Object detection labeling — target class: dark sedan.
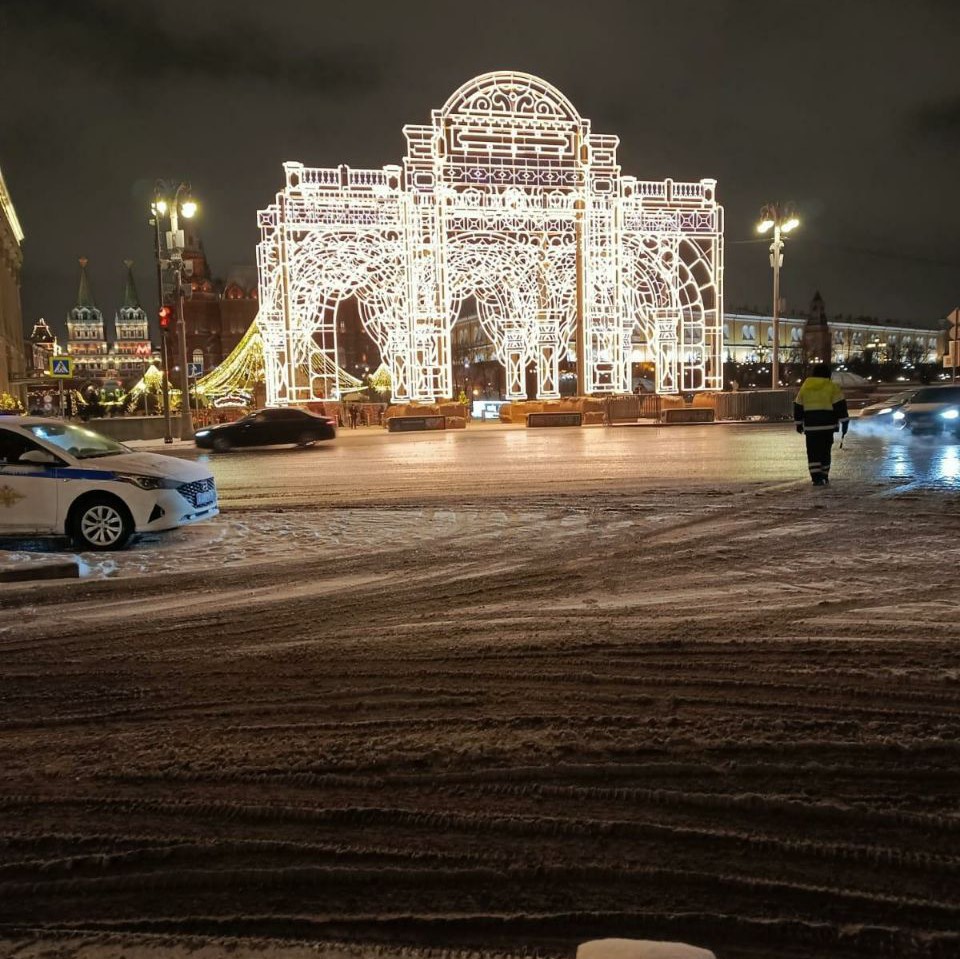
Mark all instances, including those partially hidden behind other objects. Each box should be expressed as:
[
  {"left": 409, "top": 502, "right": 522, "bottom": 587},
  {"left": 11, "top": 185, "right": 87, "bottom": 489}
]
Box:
[
  {"left": 857, "top": 389, "right": 917, "bottom": 426},
  {"left": 194, "top": 408, "right": 337, "bottom": 452},
  {"left": 893, "top": 385, "right": 960, "bottom": 436}
]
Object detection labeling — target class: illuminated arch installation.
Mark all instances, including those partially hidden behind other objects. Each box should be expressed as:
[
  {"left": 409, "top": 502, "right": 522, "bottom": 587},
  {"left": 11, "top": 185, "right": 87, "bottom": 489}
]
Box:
[{"left": 257, "top": 71, "right": 724, "bottom": 404}]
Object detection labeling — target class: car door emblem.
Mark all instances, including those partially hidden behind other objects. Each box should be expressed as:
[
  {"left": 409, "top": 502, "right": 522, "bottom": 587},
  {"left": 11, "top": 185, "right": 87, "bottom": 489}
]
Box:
[{"left": 0, "top": 485, "right": 26, "bottom": 508}]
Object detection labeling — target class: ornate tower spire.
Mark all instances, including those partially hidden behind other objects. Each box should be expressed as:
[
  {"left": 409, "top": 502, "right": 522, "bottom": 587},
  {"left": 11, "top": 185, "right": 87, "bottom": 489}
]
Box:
[
  {"left": 122, "top": 259, "right": 142, "bottom": 310},
  {"left": 76, "top": 256, "right": 97, "bottom": 309}
]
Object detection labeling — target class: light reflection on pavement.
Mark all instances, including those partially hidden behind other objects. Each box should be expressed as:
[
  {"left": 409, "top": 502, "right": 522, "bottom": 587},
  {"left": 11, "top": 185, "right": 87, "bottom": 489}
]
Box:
[
  {"left": 3, "top": 422, "right": 956, "bottom": 580},
  {"left": 174, "top": 421, "right": 960, "bottom": 508}
]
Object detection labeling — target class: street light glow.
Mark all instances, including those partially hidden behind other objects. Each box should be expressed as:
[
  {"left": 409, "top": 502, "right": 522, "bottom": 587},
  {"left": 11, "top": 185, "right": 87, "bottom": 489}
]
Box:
[
  {"left": 757, "top": 219, "right": 774, "bottom": 234},
  {"left": 180, "top": 199, "right": 197, "bottom": 219},
  {"left": 154, "top": 199, "right": 168, "bottom": 215},
  {"left": 782, "top": 216, "right": 800, "bottom": 233}
]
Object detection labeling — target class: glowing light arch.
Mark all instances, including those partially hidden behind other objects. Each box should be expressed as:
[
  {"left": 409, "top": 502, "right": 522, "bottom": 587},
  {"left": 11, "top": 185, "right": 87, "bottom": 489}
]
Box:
[{"left": 257, "top": 70, "right": 724, "bottom": 403}]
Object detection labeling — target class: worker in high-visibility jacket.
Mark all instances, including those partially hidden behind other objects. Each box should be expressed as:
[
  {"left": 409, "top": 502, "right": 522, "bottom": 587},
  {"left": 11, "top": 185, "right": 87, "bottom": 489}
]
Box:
[{"left": 793, "top": 363, "right": 849, "bottom": 485}]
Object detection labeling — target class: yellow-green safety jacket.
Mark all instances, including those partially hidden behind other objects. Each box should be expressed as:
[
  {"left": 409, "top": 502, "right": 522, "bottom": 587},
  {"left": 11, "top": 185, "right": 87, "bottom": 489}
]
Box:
[{"left": 793, "top": 376, "right": 850, "bottom": 433}]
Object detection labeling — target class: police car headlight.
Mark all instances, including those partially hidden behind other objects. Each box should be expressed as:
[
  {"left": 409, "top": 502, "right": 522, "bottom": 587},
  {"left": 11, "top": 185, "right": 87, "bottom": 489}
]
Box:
[
  {"left": 892, "top": 410, "right": 906, "bottom": 421},
  {"left": 115, "top": 473, "right": 176, "bottom": 491},
  {"left": 941, "top": 408, "right": 959, "bottom": 420},
  {"left": 195, "top": 430, "right": 211, "bottom": 438}
]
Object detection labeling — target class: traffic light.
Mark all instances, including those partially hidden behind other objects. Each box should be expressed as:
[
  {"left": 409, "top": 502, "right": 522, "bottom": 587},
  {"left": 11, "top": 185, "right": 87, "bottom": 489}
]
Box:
[{"left": 158, "top": 305, "right": 173, "bottom": 330}]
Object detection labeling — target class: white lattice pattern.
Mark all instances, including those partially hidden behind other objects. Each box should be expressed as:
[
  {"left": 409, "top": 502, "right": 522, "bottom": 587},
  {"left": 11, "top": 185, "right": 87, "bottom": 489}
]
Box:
[{"left": 257, "top": 71, "right": 723, "bottom": 403}]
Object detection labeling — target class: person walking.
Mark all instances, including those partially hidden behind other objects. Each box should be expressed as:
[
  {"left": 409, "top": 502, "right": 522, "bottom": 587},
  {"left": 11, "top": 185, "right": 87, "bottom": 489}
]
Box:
[{"left": 793, "top": 363, "right": 849, "bottom": 486}]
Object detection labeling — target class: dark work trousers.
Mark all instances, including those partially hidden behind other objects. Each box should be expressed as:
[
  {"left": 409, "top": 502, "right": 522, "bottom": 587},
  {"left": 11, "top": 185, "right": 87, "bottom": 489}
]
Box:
[{"left": 804, "top": 430, "right": 835, "bottom": 482}]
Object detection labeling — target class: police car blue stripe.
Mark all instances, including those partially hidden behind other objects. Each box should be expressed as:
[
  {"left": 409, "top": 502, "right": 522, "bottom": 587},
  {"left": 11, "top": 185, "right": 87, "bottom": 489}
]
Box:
[{"left": 0, "top": 467, "right": 120, "bottom": 481}]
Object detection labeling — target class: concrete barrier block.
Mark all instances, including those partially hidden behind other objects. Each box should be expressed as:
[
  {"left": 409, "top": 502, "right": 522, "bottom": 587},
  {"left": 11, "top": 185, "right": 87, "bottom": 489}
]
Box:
[{"left": 577, "top": 938, "right": 716, "bottom": 959}]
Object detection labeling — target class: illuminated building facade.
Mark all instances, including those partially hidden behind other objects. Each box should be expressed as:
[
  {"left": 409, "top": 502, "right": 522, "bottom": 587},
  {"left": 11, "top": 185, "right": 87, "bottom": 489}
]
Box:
[
  {"left": 257, "top": 71, "right": 724, "bottom": 405},
  {"left": 0, "top": 164, "right": 25, "bottom": 399}
]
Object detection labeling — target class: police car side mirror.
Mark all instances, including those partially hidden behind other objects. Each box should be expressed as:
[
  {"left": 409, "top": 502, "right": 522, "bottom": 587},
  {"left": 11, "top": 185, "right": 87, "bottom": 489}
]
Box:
[{"left": 19, "top": 449, "right": 59, "bottom": 465}]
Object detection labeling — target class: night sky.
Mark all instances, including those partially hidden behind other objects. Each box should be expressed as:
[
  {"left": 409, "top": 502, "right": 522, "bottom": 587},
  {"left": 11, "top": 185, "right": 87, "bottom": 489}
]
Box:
[{"left": 2, "top": 0, "right": 958, "bottom": 342}]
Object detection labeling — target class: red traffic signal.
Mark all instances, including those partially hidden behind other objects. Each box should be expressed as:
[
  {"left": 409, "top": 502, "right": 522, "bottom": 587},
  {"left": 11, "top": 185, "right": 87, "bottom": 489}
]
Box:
[{"left": 158, "top": 305, "right": 173, "bottom": 329}]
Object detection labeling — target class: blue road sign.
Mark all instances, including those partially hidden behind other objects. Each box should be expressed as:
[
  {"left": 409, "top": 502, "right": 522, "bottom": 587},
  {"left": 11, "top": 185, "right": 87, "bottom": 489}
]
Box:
[
  {"left": 50, "top": 357, "right": 73, "bottom": 377},
  {"left": 187, "top": 362, "right": 203, "bottom": 378}
]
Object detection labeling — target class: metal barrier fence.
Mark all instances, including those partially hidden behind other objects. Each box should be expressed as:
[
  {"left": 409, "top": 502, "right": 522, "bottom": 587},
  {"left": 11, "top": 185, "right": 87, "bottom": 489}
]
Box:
[
  {"left": 715, "top": 390, "right": 795, "bottom": 421},
  {"left": 606, "top": 395, "right": 661, "bottom": 423},
  {"left": 606, "top": 390, "right": 794, "bottom": 424}
]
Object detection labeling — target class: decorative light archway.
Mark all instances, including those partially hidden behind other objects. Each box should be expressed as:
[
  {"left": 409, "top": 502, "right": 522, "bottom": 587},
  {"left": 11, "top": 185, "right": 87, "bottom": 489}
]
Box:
[{"left": 257, "top": 70, "right": 724, "bottom": 404}]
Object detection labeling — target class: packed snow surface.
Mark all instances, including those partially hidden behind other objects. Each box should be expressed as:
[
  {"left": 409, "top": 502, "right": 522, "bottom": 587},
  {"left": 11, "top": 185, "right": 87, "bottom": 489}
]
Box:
[{"left": 1, "top": 424, "right": 958, "bottom": 959}]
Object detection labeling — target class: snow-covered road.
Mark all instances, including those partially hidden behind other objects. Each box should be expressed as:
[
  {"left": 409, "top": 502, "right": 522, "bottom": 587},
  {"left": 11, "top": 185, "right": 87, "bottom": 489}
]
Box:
[{"left": 1, "top": 423, "right": 959, "bottom": 959}]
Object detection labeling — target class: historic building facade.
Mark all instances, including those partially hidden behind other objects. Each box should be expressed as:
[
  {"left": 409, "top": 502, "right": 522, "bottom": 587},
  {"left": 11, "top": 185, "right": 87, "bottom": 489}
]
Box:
[
  {"left": 27, "top": 318, "right": 58, "bottom": 375},
  {"left": 0, "top": 165, "right": 25, "bottom": 400},
  {"left": 65, "top": 258, "right": 159, "bottom": 384},
  {"left": 161, "top": 222, "right": 259, "bottom": 374},
  {"left": 722, "top": 297, "right": 941, "bottom": 368}
]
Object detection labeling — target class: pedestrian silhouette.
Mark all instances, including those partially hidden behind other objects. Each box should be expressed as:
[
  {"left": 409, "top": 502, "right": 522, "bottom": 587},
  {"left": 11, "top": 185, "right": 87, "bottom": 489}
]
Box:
[{"left": 793, "top": 363, "right": 849, "bottom": 485}]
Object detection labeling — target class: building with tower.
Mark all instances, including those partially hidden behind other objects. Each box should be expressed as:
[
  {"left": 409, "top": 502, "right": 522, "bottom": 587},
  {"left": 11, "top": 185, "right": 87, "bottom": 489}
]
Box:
[
  {"left": 170, "top": 224, "right": 258, "bottom": 372},
  {"left": 112, "top": 260, "right": 155, "bottom": 377},
  {"left": 66, "top": 258, "right": 109, "bottom": 380},
  {"left": 803, "top": 290, "right": 832, "bottom": 364},
  {"left": 0, "top": 164, "right": 25, "bottom": 400}
]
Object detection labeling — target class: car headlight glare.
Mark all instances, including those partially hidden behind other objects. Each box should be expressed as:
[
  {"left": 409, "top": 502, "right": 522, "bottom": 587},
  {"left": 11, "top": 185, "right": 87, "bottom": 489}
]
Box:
[
  {"left": 115, "top": 473, "right": 177, "bottom": 491},
  {"left": 195, "top": 430, "right": 211, "bottom": 437},
  {"left": 892, "top": 410, "right": 905, "bottom": 421},
  {"left": 941, "top": 408, "right": 960, "bottom": 420},
  {"left": 877, "top": 407, "right": 891, "bottom": 415}
]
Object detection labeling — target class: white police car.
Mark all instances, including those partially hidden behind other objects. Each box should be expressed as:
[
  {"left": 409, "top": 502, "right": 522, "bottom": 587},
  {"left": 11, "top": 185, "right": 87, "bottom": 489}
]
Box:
[{"left": 0, "top": 417, "right": 218, "bottom": 550}]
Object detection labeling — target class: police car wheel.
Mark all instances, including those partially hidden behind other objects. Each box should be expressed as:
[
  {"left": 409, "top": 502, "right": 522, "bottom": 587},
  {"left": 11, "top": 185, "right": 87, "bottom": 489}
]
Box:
[
  {"left": 213, "top": 436, "right": 232, "bottom": 453},
  {"left": 72, "top": 496, "right": 133, "bottom": 551}
]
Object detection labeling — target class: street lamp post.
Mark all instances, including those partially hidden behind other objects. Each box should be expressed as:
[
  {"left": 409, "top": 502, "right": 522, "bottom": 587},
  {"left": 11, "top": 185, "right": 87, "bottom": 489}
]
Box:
[
  {"left": 757, "top": 203, "right": 800, "bottom": 389},
  {"left": 149, "top": 206, "right": 174, "bottom": 443},
  {"left": 151, "top": 181, "right": 198, "bottom": 439}
]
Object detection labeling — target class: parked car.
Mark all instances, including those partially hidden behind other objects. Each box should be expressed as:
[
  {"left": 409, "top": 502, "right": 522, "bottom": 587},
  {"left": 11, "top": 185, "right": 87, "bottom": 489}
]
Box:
[
  {"left": 893, "top": 385, "right": 960, "bottom": 436},
  {"left": 0, "top": 417, "right": 218, "bottom": 550},
  {"left": 858, "top": 389, "right": 918, "bottom": 425},
  {"left": 193, "top": 407, "right": 337, "bottom": 452}
]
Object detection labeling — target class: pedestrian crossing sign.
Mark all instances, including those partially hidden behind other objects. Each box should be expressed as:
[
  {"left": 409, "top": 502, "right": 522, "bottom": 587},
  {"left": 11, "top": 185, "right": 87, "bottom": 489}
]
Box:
[{"left": 50, "top": 356, "right": 74, "bottom": 378}]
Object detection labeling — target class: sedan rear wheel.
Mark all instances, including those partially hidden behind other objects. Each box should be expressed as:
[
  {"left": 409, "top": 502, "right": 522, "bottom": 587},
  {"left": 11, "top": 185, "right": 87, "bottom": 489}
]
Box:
[
  {"left": 296, "top": 431, "right": 318, "bottom": 447},
  {"left": 72, "top": 496, "right": 133, "bottom": 551}
]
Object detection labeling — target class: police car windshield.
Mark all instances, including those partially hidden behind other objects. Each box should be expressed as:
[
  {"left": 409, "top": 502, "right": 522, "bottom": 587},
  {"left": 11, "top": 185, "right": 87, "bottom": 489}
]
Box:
[{"left": 26, "top": 423, "right": 130, "bottom": 459}]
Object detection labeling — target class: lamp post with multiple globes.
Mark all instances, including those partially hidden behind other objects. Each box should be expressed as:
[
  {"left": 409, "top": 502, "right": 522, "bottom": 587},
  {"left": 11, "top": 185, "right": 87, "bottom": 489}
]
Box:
[
  {"left": 756, "top": 203, "right": 800, "bottom": 389},
  {"left": 150, "top": 182, "right": 198, "bottom": 439}
]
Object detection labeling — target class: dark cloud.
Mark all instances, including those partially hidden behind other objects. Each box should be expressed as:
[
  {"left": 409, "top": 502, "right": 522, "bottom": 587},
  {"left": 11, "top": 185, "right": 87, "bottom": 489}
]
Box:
[
  {"left": 3, "top": 0, "right": 960, "bottom": 335},
  {"left": 910, "top": 97, "right": 960, "bottom": 145},
  {"left": 0, "top": 0, "right": 385, "bottom": 94}
]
